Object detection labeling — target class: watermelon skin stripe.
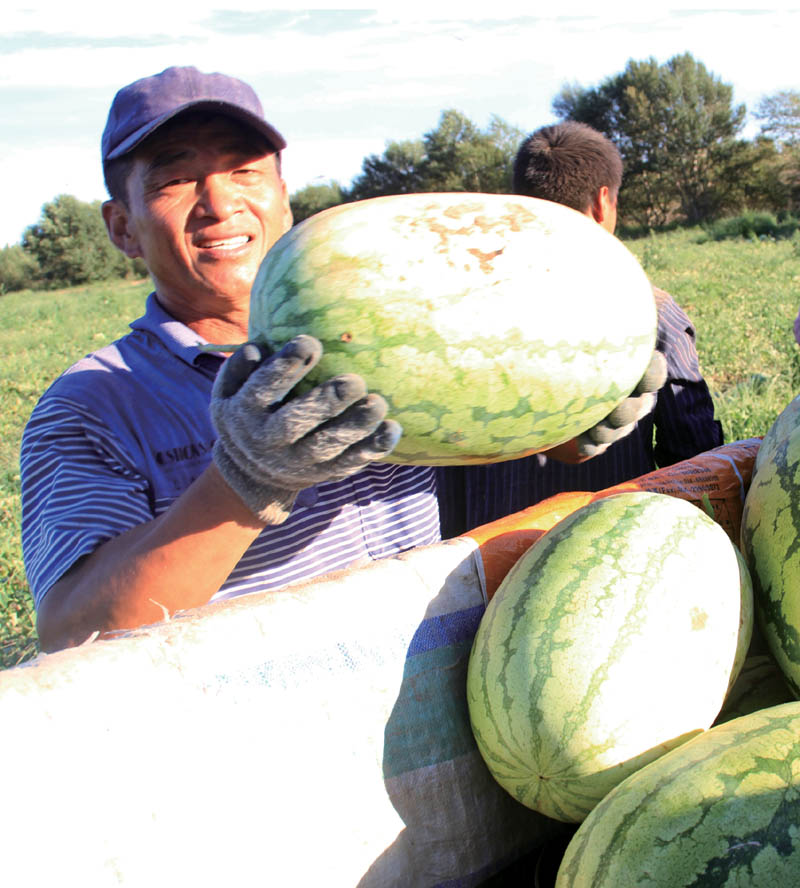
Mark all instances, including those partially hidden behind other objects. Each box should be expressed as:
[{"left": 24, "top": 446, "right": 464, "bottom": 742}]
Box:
[
  {"left": 467, "top": 491, "right": 752, "bottom": 823},
  {"left": 555, "top": 702, "right": 800, "bottom": 887}
]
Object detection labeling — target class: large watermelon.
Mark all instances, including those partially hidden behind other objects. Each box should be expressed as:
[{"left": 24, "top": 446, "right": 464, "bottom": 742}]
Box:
[
  {"left": 741, "top": 394, "right": 800, "bottom": 696},
  {"left": 555, "top": 701, "right": 800, "bottom": 887},
  {"left": 466, "top": 491, "right": 753, "bottom": 823},
  {"left": 249, "top": 193, "right": 656, "bottom": 465}
]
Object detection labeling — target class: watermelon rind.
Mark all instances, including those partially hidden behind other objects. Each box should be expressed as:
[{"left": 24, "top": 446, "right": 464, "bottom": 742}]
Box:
[
  {"left": 250, "top": 193, "right": 656, "bottom": 466},
  {"left": 467, "top": 491, "right": 753, "bottom": 823},
  {"left": 741, "top": 396, "right": 800, "bottom": 697},
  {"left": 555, "top": 701, "right": 800, "bottom": 887}
]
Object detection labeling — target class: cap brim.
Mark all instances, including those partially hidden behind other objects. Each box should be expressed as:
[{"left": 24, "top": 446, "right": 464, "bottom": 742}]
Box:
[{"left": 104, "top": 99, "right": 287, "bottom": 161}]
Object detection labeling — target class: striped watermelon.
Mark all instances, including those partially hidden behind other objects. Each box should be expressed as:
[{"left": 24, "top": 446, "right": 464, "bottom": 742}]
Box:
[
  {"left": 249, "top": 193, "right": 656, "bottom": 465},
  {"left": 741, "top": 394, "right": 800, "bottom": 696},
  {"left": 466, "top": 491, "right": 753, "bottom": 823},
  {"left": 556, "top": 701, "right": 800, "bottom": 886}
]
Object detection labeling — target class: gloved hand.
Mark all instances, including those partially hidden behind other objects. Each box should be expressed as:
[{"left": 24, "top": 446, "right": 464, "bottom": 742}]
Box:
[
  {"left": 573, "top": 349, "right": 668, "bottom": 459},
  {"left": 210, "top": 335, "right": 402, "bottom": 524}
]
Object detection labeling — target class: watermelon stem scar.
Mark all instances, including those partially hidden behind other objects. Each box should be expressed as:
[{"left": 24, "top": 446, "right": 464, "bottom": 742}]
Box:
[{"left": 198, "top": 343, "right": 242, "bottom": 353}]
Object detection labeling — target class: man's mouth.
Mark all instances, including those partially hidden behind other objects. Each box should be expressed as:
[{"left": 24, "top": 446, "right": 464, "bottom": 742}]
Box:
[{"left": 197, "top": 235, "right": 251, "bottom": 251}]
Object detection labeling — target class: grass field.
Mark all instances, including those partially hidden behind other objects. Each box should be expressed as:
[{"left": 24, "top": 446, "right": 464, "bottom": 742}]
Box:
[{"left": 2, "top": 227, "right": 800, "bottom": 669}]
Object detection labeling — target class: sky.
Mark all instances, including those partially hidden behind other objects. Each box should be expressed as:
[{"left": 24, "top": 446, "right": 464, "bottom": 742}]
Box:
[{"left": 2, "top": 6, "right": 799, "bottom": 248}]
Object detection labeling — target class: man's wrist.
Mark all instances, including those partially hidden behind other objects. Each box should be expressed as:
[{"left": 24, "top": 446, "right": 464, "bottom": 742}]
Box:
[{"left": 210, "top": 444, "right": 296, "bottom": 526}]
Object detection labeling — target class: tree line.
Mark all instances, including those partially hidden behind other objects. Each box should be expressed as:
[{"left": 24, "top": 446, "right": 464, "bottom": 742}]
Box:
[{"left": 3, "top": 52, "right": 799, "bottom": 294}]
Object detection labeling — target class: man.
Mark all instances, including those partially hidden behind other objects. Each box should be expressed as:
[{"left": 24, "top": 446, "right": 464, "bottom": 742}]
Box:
[
  {"left": 437, "top": 121, "right": 723, "bottom": 537},
  {"left": 20, "top": 66, "right": 441, "bottom": 652},
  {"left": 20, "top": 75, "right": 663, "bottom": 653}
]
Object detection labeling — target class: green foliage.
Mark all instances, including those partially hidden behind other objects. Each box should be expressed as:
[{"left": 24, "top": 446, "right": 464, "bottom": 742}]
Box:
[
  {"left": 755, "top": 89, "right": 800, "bottom": 145},
  {"left": 698, "top": 211, "right": 799, "bottom": 242},
  {"left": 0, "top": 278, "right": 151, "bottom": 668},
  {"left": 22, "top": 194, "right": 146, "bottom": 289},
  {"left": 289, "top": 181, "right": 346, "bottom": 224},
  {"left": 344, "top": 110, "right": 522, "bottom": 203},
  {"left": 626, "top": 228, "right": 800, "bottom": 444},
  {"left": 419, "top": 110, "right": 519, "bottom": 193},
  {"left": 347, "top": 139, "right": 427, "bottom": 201},
  {"left": 0, "top": 244, "right": 40, "bottom": 294},
  {"left": 554, "top": 53, "right": 748, "bottom": 227}
]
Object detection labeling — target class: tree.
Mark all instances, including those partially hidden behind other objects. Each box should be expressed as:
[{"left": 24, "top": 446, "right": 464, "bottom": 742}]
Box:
[
  {"left": 421, "top": 110, "right": 521, "bottom": 193},
  {"left": 553, "top": 53, "right": 747, "bottom": 226},
  {"left": 344, "top": 111, "right": 524, "bottom": 203},
  {"left": 0, "top": 244, "right": 40, "bottom": 294},
  {"left": 347, "top": 139, "right": 427, "bottom": 201},
  {"left": 22, "top": 195, "right": 142, "bottom": 289},
  {"left": 755, "top": 90, "right": 800, "bottom": 145},
  {"left": 754, "top": 90, "right": 800, "bottom": 213},
  {"left": 290, "top": 181, "right": 346, "bottom": 224}
]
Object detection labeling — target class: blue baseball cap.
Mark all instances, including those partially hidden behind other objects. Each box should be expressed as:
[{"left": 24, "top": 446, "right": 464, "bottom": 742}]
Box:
[{"left": 101, "top": 65, "right": 287, "bottom": 162}]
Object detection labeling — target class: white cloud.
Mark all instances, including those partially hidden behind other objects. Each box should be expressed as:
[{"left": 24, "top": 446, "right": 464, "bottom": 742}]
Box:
[{"left": 2, "top": 9, "right": 800, "bottom": 247}]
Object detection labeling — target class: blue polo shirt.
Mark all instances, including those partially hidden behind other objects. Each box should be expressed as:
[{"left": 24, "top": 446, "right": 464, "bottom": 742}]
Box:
[{"left": 20, "top": 293, "right": 440, "bottom": 608}]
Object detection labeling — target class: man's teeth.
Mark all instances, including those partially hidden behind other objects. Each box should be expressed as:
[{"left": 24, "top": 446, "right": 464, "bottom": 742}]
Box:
[{"left": 202, "top": 236, "right": 249, "bottom": 249}]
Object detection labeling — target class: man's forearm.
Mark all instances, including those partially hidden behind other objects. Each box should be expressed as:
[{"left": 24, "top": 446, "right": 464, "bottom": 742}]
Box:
[{"left": 36, "top": 464, "right": 267, "bottom": 652}]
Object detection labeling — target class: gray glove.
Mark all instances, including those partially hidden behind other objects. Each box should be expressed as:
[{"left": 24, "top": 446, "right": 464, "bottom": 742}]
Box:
[
  {"left": 210, "top": 335, "right": 402, "bottom": 524},
  {"left": 574, "top": 349, "right": 668, "bottom": 459}
]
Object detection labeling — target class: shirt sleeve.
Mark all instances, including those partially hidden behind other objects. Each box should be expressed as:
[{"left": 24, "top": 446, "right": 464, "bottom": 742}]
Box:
[
  {"left": 652, "top": 288, "right": 724, "bottom": 467},
  {"left": 20, "top": 395, "right": 155, "bottom": 608}
]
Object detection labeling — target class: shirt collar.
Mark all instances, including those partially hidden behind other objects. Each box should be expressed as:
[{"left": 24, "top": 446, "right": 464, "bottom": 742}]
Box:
[{"left": 129, "top": 292, "right": 227, "bottom": 372}]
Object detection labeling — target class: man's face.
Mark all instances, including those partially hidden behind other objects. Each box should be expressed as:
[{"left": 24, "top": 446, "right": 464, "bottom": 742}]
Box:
[{"left": 115, "top": 113, "right": 293, "bottom": 325}]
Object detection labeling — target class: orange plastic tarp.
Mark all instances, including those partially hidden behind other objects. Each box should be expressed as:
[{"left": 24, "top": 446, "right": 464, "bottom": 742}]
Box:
[{"left": 461, "top": 438, "right": 762, "bottom": 600}]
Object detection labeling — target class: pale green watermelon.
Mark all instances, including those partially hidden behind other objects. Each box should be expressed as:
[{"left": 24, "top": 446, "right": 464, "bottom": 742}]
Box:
[
  {"left": 556, "top": 701, "right": 800, "bottom": 887},
  {"left": 466, "top": 491, "right": 753, "bottom": 823},
  {"left": 250, "top": 193, "right": 657, "bottom": 465},
  {"left": 741, "top": 396, "right": 800, "bottom": 697}
]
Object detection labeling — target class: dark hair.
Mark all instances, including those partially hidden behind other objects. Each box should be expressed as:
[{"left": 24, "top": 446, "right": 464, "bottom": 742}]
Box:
[
  {"left": 512, "top": 122, "right": 622, "bottom": 212},
  {"left": 102, "top": 110, "right": 283, "bottom": 205}
]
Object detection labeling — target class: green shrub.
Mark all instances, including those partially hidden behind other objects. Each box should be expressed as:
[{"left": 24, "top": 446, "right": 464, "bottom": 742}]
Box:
[
  {"left": 0, "top": 245, "right": 40, "bottom": 294},
  {"left": 702, "top": 211, "right": 799, "bottom": 242}
]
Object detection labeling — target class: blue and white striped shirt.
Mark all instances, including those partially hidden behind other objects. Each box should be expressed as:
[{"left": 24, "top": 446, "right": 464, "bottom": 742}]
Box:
[{"left": 20, "top": 293, "right": 440, "bottom": 608}]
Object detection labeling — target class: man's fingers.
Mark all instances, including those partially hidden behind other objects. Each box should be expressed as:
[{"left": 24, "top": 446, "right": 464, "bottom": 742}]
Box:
[
  {"left": 216, "top": 341, "right": 270, "bottom": 399},
  {"left": 290, "top": 393, "right": 388, "bottom": 459},
  {"left": 265, "top": 373, "right": 371, "bottom": 444},
  {"left": 634, "top": 350, "right": 668, "bottom": 395},
  {"left": 305, "top": 419, "right": 404, "bottom": 482},
  {"left": 239, "top": 335, "right": 323, "bottom": 408},
  {"left": 605, "top": 392, "right": 656, "bottom": 428}
]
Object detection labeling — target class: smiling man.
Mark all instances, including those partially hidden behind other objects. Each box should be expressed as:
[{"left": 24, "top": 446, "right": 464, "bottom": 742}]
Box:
[{"left": 20, "top": 66, "right": 441, "bottom": 651}]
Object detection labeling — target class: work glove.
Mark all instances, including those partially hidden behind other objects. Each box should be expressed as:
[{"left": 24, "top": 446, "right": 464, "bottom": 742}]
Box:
[
  {"left": 574, "top": 349, "right": 668, "bottom": 459},
  {"left": 210, "top": 335, "right": 402, "bottom": 525}
]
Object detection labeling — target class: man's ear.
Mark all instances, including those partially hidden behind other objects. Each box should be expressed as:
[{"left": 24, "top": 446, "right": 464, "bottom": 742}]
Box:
[
  {"left": 589, "top": 186, "right": 608, "bottom": 223},
  {"left": 280, "top": 179, "right": 293, "bottom": 234},
  {"left": 102, "top": 200, "right": 143, "bottom": 259},
  {"left": 590, "top": 186, "right": 617, "bottom": 233}
]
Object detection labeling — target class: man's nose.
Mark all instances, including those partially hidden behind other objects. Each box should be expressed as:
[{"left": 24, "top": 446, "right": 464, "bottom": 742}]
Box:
[{"left": 195, "top": 174, "right": 241, "bottom": 219}]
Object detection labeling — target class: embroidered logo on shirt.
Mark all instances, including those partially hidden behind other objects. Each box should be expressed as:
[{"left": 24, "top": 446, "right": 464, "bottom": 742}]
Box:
[{"left": 154, "top": 439, "right": 216, "bottom": 465}]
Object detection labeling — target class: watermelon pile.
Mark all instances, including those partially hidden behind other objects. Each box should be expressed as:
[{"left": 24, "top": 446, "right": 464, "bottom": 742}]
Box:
[
  {"left": 249, "top": 193, "right": 656, "bottom": 465},
  {"left": 465, "top": 392, "right": 800, "bottom": 885}
]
